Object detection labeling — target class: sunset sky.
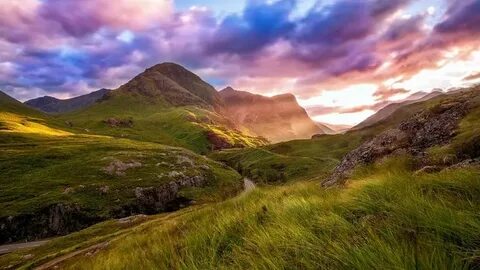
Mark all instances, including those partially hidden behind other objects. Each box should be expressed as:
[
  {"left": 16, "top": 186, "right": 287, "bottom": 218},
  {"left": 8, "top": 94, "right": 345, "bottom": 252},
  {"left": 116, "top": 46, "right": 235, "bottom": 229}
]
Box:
[{"left": 1, "top": 0, "right": 479, "bottom": 125}]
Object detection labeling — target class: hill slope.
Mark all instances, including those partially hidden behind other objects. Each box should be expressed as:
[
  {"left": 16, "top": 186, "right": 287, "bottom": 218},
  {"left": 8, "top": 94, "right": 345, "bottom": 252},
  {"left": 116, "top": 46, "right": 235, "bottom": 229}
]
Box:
[
  {"left": 0, "top": 90, "right": 245, "bottom": 244},
  {"left": 219, "top": 87, "right": 322, "bottom": 142},
  {"left": 24, "top": 89, "right": 111, "bottom": 114}
]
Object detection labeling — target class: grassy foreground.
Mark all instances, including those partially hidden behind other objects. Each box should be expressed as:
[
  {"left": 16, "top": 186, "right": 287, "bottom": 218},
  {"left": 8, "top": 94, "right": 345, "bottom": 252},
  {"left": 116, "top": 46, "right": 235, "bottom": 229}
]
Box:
[{"left": 38, "top": 157, "right": 480, "bottom": 269}]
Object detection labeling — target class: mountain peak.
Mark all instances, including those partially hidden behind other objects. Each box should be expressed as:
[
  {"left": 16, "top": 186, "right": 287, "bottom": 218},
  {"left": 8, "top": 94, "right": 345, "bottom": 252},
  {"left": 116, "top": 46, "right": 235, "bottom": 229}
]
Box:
[
  {"left": 220, "top": 86, "right": 236, "bottom": 93},
  {"left": 118, "top": 62, "right": 224, "bottom": 109},
  {"left": 145, "top": 62, "right": 200, "bottom": 79}
]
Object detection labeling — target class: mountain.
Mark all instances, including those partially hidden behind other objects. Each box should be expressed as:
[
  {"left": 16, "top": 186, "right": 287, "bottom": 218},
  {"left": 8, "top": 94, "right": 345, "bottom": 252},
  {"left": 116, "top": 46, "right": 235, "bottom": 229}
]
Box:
[
  {"left": 353, "top": 90, "right": 444, "bottom": 130},
  {"left": 219, "top": 87, "right": 322, "bottom": 142},
  {"left": 25, "top": 89, "right": 111, "bottom": 113},
  {"left": 54, "top": 63, "right": 265, "bottom": 154},
  {"left": 316, "top": 123, "right": 336, "bottom": 134},
  {"left": 322, "top": 123, "right": 352, "bottom": 133},
  {"left": 117, "top": 62, "right": 224, "bottom": 110}
]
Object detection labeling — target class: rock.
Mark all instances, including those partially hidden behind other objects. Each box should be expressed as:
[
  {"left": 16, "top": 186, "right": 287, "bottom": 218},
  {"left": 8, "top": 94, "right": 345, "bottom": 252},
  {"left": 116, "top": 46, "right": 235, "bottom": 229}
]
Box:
[
  {"left": 102, "top": 118, "right": 134, "bottom": 128},
  {"left": 206, "top": 131, "right": 234, "bottom": 150},
  {"left": 103, "top": 159, "right": 142, "bottom": 176},
  {"left": 62, "top": 187, "right": 74, "bottom": 194},
  {"left": 0, "top": 204, "right": 102, "bottom": 244},
  {"left": 176, "top": 155, "right": 195, "bottom": 166},
  {"left": 414, "top": 166, "right": 442, "bottom": 175},
  {"left": 117, "top": 214, "right": 148, "bottom": 224},
  {"left": 446, "top": 159, "right": 480, "bottom": 170},
  {"left": 99, "top": 186, "right": 110, "bottom": 194},
  {"left": 22, "top": 254, "right": 34, "bottom": 260},
  {"left": 132, "top": 175, "right": 206, "bottom": 213},
  {"left": 168, "top": 171, "right": 185, "bottom": 178}
]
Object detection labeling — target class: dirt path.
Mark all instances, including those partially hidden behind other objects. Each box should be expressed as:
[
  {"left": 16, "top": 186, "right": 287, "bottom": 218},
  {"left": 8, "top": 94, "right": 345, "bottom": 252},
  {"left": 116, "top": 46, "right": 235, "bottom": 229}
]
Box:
[
  {"left": 34, "top": 242, "right": 109, "bottom": 270},
  {"left": 0, "top": 240, "right": 50, "bottom": 255},
  {"left": 243, "top": 178, "right": 256, "bottom": 192}
]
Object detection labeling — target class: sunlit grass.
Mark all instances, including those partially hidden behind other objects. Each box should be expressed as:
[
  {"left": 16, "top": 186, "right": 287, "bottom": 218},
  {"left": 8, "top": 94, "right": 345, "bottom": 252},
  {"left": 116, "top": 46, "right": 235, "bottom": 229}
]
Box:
[
  {"left": 0, "top": 112, "right": 71, "bottom": 136},
  {"left": 55, "top": 157, "right": 480, "bottom": 269}
]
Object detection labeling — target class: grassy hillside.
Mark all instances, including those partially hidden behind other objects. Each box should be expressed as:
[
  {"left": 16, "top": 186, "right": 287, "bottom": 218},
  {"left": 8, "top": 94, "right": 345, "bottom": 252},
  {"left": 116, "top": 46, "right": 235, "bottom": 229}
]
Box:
[
  {"left": 0, "top": 91, "right": 245, "bottom": 243},
  {"left": 7, "top": 157, "right": 478, "bottom": 269},
  {"left": 57, "top": 91, "right": 265, "bottom": 154}
]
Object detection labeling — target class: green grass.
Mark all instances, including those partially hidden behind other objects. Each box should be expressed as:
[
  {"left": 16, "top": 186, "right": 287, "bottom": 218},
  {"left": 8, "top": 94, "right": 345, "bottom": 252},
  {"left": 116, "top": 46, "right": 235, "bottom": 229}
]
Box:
[
  {"left": 209, "top": 148, "right": 337, "bottom": 184},
  {"left": 42, "top": 156, "right": 480, "bottom": 270},
  {"left": 0, "top": 133, "right": 242, "bottom": 218},
  {"left": 209, "top": 131, "right": 365, "bottom": 184}
]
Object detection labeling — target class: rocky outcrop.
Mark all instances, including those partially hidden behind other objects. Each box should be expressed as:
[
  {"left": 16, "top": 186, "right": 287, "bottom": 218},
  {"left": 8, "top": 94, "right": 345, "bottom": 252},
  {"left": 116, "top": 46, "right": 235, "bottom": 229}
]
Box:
[
  {"left": 135, "top": 175, "right": 206, "bottom": 212},
  {"left": 103, "top": 159, "right": 142, "bottom": 176},
  {"left": 0, "top": 204, "right": 101, "bottom": 243},
  {"left": 206, "top": 131, "right": 234, "bottom": 150},
  {"left": 0, "top": 173, "right": 210, "bottom": 244},
  {"left": 323, "top": 96, "right": 472, "bottom": 187},
  {"left": 103, "top": 118, "right": 134, "bottom": 128}
]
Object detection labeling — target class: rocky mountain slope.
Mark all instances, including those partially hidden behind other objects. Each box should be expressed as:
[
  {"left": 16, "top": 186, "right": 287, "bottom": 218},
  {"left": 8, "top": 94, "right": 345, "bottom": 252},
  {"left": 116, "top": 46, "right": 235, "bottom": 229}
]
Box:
[
  {"left": 117, "top": 63, "right": 224, "bottom": 110},
  {"left": 219, "top": 87, "right": 322, "bottom": 142},
  {"left": 24, "top": 89, "right": 111, "bottom": 114},
  {"left": 324, "top": 87, "right": 480, "bottom": 186}
]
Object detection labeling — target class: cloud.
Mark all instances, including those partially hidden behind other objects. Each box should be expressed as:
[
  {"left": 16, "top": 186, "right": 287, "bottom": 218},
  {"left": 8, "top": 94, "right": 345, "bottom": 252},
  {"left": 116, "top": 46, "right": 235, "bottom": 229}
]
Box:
[
  {"left": 40, "top": 0, "right": 173, "bottom": 37},
  {"left": 373, "top": 87, "right": 409, "bottom": 100},
  {"left": 205, "top": 0, "right": 296, "bottom": 55}
]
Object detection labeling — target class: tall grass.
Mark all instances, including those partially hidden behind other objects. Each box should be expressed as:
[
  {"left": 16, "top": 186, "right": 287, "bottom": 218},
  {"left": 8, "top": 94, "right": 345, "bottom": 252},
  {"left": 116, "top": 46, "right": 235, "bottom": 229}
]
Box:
[{"left": 63, "top": 158, "right": 480, "bottom": 269}]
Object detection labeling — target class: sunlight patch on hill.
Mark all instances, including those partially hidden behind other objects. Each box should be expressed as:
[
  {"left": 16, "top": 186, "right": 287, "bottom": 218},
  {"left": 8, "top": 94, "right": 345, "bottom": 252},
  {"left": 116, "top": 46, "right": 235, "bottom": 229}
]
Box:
[{"left": 0, "top": 113, "right": 72, "bottom": 136}]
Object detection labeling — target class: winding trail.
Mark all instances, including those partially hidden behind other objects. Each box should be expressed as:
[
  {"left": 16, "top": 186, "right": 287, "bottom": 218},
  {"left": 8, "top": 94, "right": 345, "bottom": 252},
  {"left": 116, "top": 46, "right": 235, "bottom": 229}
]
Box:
[{"left": 0, "top": 240, "right": 50, "bottom": 255}]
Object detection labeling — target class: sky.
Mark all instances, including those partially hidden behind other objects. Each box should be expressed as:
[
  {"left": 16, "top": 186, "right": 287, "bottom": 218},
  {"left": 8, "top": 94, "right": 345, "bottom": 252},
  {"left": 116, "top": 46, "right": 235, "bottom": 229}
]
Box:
[{"left": 1, "top": 0, "right": 479, "bottom": 125}]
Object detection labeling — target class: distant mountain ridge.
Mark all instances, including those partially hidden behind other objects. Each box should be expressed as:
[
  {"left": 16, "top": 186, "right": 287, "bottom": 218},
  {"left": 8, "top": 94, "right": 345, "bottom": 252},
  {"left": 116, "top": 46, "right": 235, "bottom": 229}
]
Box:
[
  {"left": 219, "top": 87, "right": 322, "bottom": 142},
  {"left": 25, "top": 88, "right": 111, "bottom": 113},
  {"left": 353, "top": 90, "right": 444, "bottom": 130}
]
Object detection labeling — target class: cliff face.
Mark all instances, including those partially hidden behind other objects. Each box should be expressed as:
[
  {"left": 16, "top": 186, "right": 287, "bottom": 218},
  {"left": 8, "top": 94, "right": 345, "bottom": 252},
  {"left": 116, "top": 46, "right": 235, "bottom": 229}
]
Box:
[{"left": 219, "top": 87, "right": 322, "bottom": 142}]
